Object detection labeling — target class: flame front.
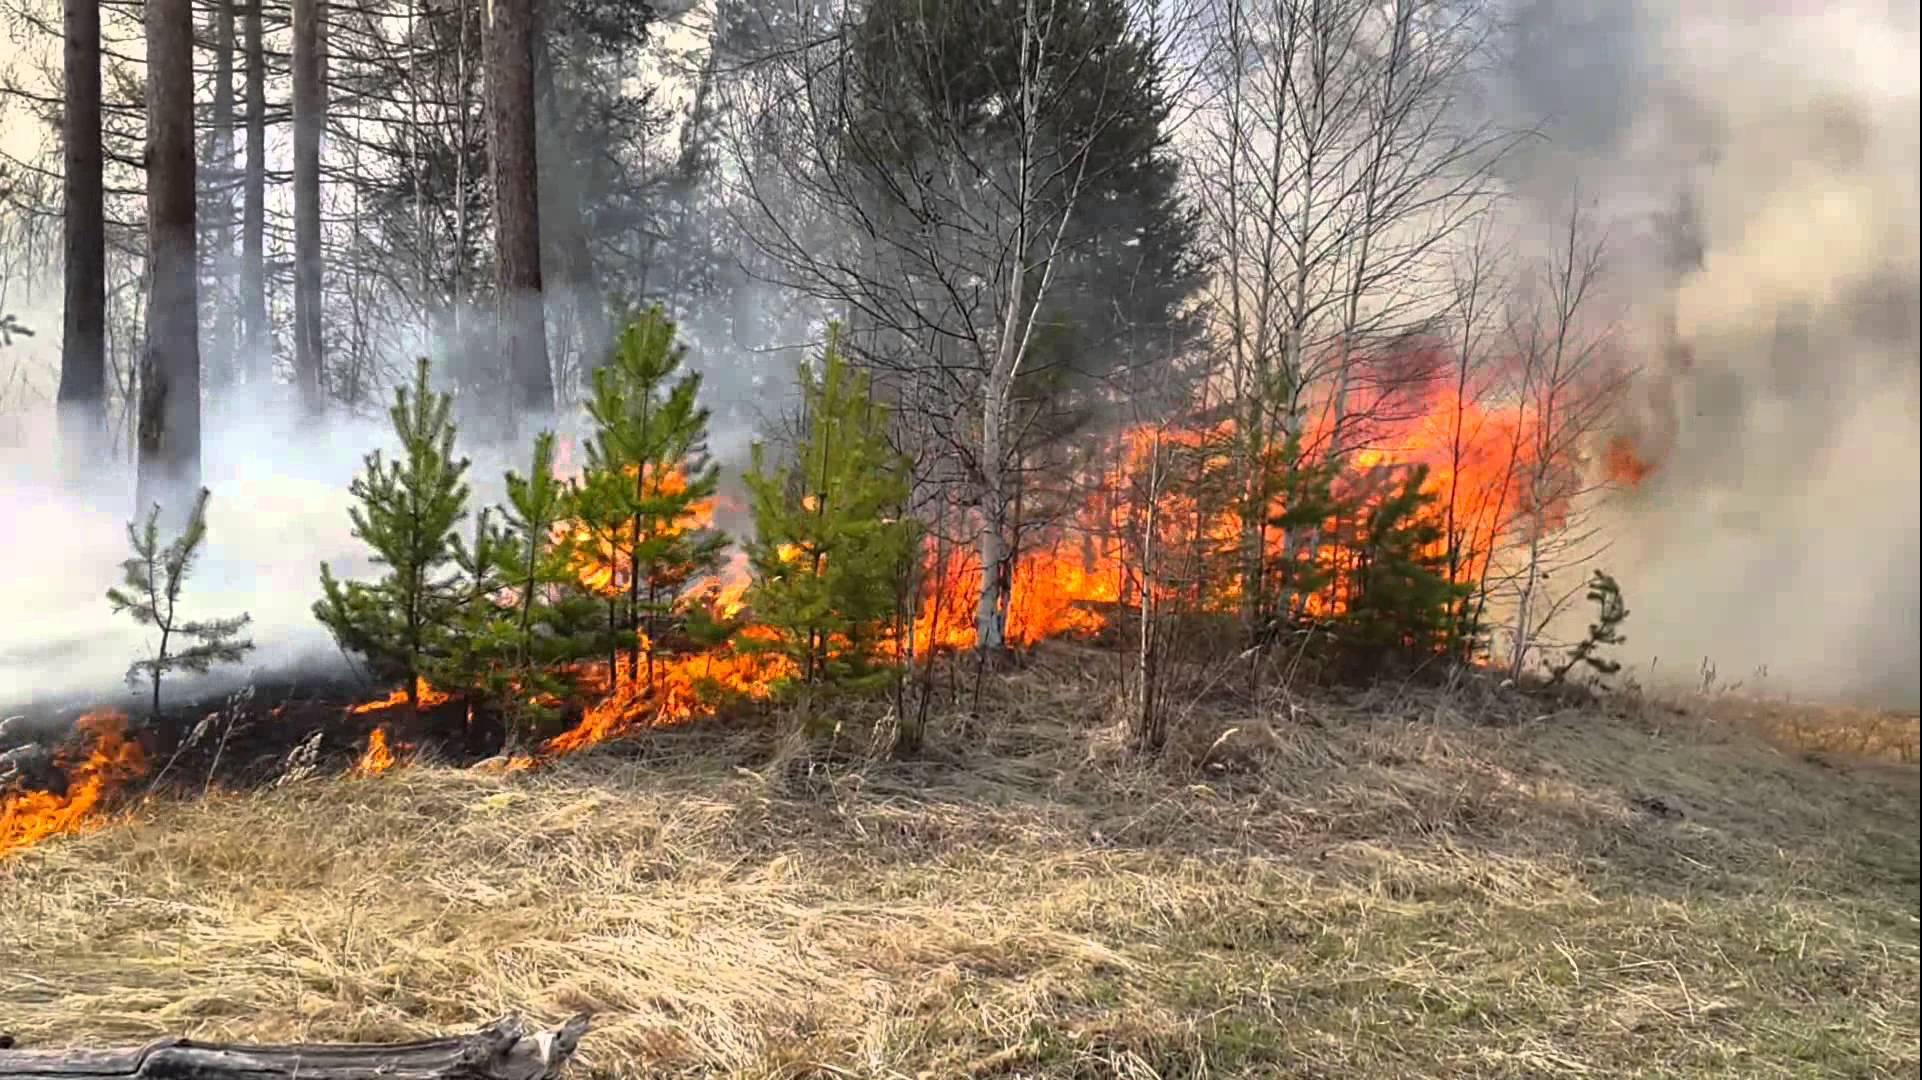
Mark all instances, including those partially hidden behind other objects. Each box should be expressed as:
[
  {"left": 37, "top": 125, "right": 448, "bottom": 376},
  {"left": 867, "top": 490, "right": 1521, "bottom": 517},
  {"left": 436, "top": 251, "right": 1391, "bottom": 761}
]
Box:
[
  {"left": 1, "top": 711, "right": 148, "bottom": 858},
  {"left": 343, "top": 340, "right": 1609, "bottom": 763}
]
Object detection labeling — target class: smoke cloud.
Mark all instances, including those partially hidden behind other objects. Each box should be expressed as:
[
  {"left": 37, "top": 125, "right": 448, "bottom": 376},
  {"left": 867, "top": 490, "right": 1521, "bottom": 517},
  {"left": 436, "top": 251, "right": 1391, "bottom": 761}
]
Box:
[{"left": 1494, "top": 0, "right": 1920, "bottom": 707}]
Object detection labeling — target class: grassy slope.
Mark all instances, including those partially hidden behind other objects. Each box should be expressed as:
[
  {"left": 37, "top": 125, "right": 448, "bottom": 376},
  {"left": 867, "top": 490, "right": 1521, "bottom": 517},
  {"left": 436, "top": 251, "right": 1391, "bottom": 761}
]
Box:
[{"left": 2, "top": 654, "right": 1917, "bottom": 1079}]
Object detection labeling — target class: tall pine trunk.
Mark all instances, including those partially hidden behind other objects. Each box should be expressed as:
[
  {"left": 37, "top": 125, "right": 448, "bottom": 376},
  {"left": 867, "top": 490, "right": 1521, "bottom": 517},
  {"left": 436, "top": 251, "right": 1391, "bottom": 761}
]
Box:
[
  {"left": 292, "top": 0, "right": 326, "bottom": 412},
  {"left": 208, "top": 0, "right": 237, "bottom": 391},
  {"left": 488, "top": 0, "right": 553, "bottom": 429},
  {"left": 58, "top": 0, "right": 106, "bottom": 476},
  {"left": 241, "top": 0, "right": 267, "bottom": 380},
  {"left": 531, "top": 20, "right": 608, "bottom": 388},
  {"left": 137, "top": 0, "right": 202, "bottom": 520}
]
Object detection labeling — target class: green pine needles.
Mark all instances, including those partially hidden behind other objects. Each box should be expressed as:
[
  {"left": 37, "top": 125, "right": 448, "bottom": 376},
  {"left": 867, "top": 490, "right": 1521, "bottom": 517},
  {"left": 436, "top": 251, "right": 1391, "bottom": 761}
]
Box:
[
  {"left": 743, "top": 323, "right": 919, "bottom": 695},
  {"left": 107, "top": 487, "right": 256, "bottom": 720},
  {"left": 572, "top": 306, "right": 729, "bottom": 689},
  {"left": 314, "top": 357, "right": 472, "bottom": 715}
]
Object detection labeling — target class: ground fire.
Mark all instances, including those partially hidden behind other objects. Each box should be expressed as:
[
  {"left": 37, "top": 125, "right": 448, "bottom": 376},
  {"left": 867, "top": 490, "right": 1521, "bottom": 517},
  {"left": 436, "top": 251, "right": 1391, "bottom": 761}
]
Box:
[
  {"left": 4, "top": 342, "right": 1619, "bottom": 859},
  {"left": 1, "top": 712, "right": 148, "bottom": 858}
]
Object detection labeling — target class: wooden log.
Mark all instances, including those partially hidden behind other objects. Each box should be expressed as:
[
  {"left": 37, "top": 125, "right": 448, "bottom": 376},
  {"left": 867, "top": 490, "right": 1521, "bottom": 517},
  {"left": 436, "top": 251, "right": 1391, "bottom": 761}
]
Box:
[{"left": 0, "top": 1014, "right": 589, "bottom": 1080}]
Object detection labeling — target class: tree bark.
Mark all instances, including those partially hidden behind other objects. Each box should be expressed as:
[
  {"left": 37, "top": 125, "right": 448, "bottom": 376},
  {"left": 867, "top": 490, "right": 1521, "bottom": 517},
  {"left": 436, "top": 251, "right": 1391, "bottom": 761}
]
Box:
[
  {"left": 0, "top": 1014, "right": 590, "bottom": 1079},
  {"left": 241, "top": 0, "right": 267, "bottom": 382},
  {"left": 136, "top": 0, "right": 203, "bottom": 522},
  {"left": 489, "top": 0, "right": 554, "bottom": 429},
  {"left": 292, "top": 0, "right": 327, "bottom": 413},
  {"left": 57, "top": 0, "right": 106, "bottom": 475},
  {"left": 207, "top": 0, "right": 237, "bottom": 392}
]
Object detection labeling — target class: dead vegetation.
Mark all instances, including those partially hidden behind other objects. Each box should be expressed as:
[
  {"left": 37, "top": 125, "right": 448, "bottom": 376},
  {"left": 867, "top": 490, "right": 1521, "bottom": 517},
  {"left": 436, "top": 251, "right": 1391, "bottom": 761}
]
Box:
[{"left": 2, "top": 647, "right": 1916, "bottom": 1079}]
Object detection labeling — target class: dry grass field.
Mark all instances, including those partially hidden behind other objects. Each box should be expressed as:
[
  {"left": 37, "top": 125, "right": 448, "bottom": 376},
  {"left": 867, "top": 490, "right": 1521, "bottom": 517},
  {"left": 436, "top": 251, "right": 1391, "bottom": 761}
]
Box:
[{"left": 3, "top": 651, "right": 1917, "bottom": 1078}]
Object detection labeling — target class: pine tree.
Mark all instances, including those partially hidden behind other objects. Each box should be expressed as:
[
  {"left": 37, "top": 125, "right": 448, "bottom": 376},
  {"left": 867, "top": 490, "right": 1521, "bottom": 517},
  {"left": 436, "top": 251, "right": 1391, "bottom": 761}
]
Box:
[
  {"left": 743, "top": 324, "right": 919, "bottom": 696},
  {"left": 314, "top": 358, "right": 472, "bottom": 714},
  {"left": 107, "top": 487, "right": 256, "bottom": 720},
  {"left": 1547, "top": 570, "right": 1630, "bottom": 688},
  {"left": 431, "top": 432, "right": 603, "bottom": 740},
  {"left": 572, "top": 307, "right": 728, "bottom": 689},
  {"left": 1336, "top": 464, "right": 1471, "bottom": 666}
]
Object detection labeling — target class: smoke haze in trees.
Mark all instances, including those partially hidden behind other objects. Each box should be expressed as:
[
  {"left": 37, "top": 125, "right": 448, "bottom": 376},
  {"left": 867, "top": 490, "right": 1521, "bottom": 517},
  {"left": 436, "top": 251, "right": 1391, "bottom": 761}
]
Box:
[{"left": 1489, "top": 0, "right": 1919, "bottom": 707}]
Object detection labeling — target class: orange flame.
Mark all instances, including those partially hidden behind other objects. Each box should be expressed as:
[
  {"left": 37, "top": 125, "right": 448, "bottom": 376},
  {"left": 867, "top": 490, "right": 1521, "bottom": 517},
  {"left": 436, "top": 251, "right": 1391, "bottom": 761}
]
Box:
[
  {"left": 347, "top": 678, "right": 453, "bottom": 716},
  {"left": 1, "top": 711, "right": 148, "bottom": 858},
  {"left": 353, "top": 726, "right": 398, "bottom": 777}
]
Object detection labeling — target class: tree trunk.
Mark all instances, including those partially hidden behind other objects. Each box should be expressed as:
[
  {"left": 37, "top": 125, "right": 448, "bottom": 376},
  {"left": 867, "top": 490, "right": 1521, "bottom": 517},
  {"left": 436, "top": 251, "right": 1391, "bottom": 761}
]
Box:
[
  {"left": 530, "top": 20, "right": 608, "bottom": 392},
  {"left": 57, "top": 0, "right": 106, "bottom": 477},
  {"left": 292, "top": 0, "right": 326, "bottom": 413},
  {"left": 209, "top": 0, "right": 238, "bottom": 392},
  {"left": 0, "top": 1014, "right": 590, "bottom": 1079},
  {"left": 136, "top": 0, "right": 202, "bottom": 522},
  {"left": 241, "top": 0, "right": 267, "bottom": 382},
  {"left": 489, "top": 0, "right": 554, "bottom": 429}
]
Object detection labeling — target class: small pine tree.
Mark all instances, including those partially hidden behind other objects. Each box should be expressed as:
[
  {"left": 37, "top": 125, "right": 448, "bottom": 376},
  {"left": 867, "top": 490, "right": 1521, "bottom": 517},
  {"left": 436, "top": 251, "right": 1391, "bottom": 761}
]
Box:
[
  {"left": 432, "top": 432, "right": 602, "bottom": 740},
  {"left": 572, "top": 306, "right": 728, "bottom": 689},
  {"left": 1547, "top": 570, "right": 1629, "bottom": 687},
  {"left": 107, "top": 487, "right": 255, "bottom": 720},
  {"left": 314, "top": 357, "right": 472, "bottom": 715},
  {"left": 1336, "top": 464, "right": 1472, "bottom": 665},
  {"left": 743, "top": 323, "right": 919, "bottom": 696}
]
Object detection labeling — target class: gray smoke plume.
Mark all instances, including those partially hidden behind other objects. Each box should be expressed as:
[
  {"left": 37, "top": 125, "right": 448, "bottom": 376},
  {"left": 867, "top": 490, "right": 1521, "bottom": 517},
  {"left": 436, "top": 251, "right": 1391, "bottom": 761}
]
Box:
[{"left": 1494, "top": 0, "right": 1920, "bottom": 706}]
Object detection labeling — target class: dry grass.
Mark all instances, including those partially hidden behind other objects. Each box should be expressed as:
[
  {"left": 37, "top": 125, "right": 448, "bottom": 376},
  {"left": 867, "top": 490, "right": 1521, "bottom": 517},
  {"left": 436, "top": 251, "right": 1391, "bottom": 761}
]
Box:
[{"left": 3, "top": 648, "right": 1917, "bottom": 1078}]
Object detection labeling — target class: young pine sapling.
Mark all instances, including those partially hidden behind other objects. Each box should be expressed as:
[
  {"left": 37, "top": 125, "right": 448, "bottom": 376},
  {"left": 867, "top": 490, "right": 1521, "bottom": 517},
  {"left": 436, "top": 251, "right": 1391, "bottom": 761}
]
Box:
[
  {"left": 314, "top": 357, "right": 471, "bottom": 715},
  {"left": 573, "top": 307, "right": 728, "bottom": 690},
  {"left": 1547, "top": 570, "right": 1630, "bottom": 688},
  {"left": 107, "top": 487, "right": 255, "bottom": 721},
  {"left": 743, "top": 323, "right": 919, "bottom": 699}
]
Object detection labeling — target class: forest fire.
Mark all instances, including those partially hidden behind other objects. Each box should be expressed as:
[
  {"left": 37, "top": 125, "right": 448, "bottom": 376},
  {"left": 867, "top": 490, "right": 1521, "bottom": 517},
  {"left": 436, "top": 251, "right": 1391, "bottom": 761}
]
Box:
[
  {"left": 1, "top": 712, "right": 148, "bottom": 858},
  {"left": 1, "top": 340, "right": 1605, "bottom": 860}
]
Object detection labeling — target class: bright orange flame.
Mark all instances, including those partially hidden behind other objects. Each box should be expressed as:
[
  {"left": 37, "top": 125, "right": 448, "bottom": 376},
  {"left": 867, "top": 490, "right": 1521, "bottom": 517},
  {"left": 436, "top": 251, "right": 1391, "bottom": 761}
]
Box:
[
  {"left": 354, "top": 726, "right": 398, "bottom": 777},
  {"left": 543, "top": 630, "right": 795, "bottom": 754},
  {"left": 330, "top": 342, "right": 1579, "bottom": 768},
  {"left": 348, "top": 678, "right": 453, "bottom": 716},
  {"left": 1, "top": 711, "right": 148, "bottom": 857}
]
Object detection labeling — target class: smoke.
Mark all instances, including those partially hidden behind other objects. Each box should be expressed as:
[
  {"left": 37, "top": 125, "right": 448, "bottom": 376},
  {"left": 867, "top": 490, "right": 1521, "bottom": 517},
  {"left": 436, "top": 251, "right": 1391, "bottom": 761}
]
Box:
[{"left": 1493, "top": 0, "right": 1921, "bottom": 707}]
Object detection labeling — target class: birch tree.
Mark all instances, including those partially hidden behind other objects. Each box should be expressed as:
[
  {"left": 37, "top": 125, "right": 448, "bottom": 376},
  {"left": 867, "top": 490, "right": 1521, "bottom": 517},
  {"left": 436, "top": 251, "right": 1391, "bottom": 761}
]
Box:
[
  {"left": 1188, "top": 0, "right": 1513, "bottom": 632},
  {"left": 1498, "top": 197, "right": 1624, "bottom": 678},
  {"left": 729, "top": 0, "right": 1202, "bottom": 656}
]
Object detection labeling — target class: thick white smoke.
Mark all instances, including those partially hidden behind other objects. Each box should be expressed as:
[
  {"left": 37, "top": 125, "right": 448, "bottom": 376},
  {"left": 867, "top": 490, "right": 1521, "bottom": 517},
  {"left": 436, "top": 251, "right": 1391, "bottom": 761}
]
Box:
[{"left": 1495, "top": 0, "right": 1920, "bottom": 707}]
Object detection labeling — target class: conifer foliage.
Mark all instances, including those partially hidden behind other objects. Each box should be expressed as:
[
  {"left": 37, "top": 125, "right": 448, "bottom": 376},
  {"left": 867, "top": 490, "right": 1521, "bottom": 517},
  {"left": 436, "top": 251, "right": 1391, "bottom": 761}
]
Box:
[
  {"left": 743, "top": 324, "right": 918, "bottom": 692},
  {"left": 107, "top": 487, "right": 256, "bottom": 720},
  {"left": 572, "top": 306, "right": 728, "bottom": 688},
  {"left": 314, "top": 357, "right": 472, "bottom": 714},
  {"left": 1335, "top": 465, "right": 1473, "bottom": 665}
]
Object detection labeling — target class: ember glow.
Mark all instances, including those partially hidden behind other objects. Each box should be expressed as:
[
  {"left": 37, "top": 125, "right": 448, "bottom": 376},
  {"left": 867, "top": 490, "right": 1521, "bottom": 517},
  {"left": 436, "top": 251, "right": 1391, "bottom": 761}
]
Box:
[{"left": 1, "top": 712, "right": 148, "bottom": 858}]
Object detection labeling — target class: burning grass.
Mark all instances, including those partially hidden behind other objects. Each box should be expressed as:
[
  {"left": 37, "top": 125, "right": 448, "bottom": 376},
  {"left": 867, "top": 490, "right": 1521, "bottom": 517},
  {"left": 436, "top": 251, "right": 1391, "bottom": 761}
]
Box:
[{"left": 1, "top": 652, "right": 1914, "bottom": 1078}]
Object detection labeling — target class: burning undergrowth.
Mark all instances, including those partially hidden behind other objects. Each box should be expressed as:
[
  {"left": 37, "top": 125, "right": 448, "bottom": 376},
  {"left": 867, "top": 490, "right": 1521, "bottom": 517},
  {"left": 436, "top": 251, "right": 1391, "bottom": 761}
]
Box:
[{"left": 4, "top": 313, "right": 1654, "bottom": 861}]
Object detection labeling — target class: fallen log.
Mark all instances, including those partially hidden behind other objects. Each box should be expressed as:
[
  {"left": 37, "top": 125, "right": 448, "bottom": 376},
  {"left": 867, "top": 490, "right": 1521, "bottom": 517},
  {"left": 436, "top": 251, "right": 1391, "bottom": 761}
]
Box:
[{"left": 0, "top": 1014, "right": 590, "bottom": 1080}]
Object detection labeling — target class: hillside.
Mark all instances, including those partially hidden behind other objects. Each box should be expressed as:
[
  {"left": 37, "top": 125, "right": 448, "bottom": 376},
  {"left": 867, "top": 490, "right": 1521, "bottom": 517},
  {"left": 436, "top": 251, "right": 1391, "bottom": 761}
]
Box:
[{"left": 2, "top": 655, "right": 1917, "bottom": 1079}]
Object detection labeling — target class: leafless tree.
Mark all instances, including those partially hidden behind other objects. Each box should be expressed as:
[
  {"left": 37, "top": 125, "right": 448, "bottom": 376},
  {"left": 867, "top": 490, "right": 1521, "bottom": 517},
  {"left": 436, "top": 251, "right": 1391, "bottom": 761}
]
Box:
[
  {"left": 1188, "top": 0, "right": 1516, "bottom": 631},
  {"left": 1497, "top": 196, "right": 1625, "bottom": 678},
  {"left": 725, "top": 0, "right": 1197, "bottom": 656}
]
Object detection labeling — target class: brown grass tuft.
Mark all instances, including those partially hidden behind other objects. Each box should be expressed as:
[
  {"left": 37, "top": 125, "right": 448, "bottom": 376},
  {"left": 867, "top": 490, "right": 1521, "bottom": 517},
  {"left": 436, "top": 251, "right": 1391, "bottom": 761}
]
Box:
[{"left": 3, "top": 654, "right": 1916, "bottom": 1078}]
